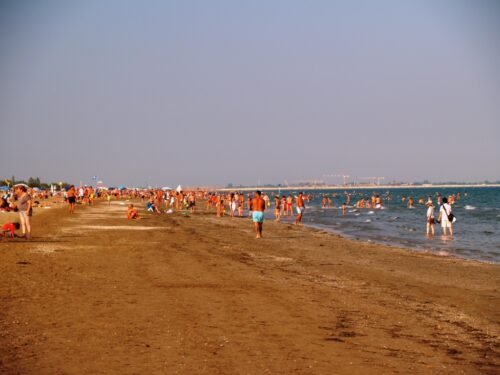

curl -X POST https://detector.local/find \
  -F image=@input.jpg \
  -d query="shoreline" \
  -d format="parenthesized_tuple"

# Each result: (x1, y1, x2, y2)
(3, 198, 498, 265)
(1, 201, 498, 373)
(301, 220, 500, 266)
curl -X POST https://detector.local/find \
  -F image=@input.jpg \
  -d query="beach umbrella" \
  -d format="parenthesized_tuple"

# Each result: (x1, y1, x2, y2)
(176, 185, 182, 192)
(162, 186, 172, 191)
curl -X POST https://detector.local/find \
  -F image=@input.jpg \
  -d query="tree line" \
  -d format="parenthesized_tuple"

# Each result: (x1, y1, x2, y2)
(0, 176, 71, 190)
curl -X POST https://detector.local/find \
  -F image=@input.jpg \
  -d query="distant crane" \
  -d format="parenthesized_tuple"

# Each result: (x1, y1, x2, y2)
(359, 177, 385, 185)
(323, 174, 350, 186)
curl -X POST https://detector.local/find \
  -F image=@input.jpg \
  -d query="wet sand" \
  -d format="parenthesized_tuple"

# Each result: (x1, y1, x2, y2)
(0, 201, 499, 374)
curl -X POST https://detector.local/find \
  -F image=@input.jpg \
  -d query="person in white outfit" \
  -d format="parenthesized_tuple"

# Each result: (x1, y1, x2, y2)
(426, 200, 435, 236)
(438, 197, 453, 236)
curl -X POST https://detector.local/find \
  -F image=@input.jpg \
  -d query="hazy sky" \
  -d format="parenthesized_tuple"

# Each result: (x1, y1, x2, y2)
(1, 0, 499, 187)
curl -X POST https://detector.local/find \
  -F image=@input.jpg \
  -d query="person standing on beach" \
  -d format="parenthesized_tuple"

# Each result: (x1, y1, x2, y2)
(263, 193, 270, 209)
(14, 185, 32, 239)
(229, 193, 236, 217)
(295, 192, 305, 225)
(78, 186, 84, 203)
(247, 193, 252, 217)
(438, 197, 453, 236)
(238, 193, 245, 217)
(274, 195, 281, 221)
(155, 190, 164, 213)
(67, 185, 77, 214)
(215, 195, 222, 217)
(426, 201, 435, 236)
(251, 191, 266, 239)
(281, 195, 286, 217)
(286, 195, 293, 216)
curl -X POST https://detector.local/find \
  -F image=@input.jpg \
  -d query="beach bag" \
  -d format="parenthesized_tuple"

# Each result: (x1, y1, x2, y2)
(443, 205, 455, 222)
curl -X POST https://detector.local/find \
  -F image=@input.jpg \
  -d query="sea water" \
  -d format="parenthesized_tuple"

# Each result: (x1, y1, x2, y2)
(266, 187, 500, 263)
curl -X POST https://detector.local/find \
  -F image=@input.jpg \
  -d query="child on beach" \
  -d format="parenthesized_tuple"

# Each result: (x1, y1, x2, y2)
(127, 204, 140, 220)
(2, 222, 20, 238)
(426, 201, 435, 236)
(146, 200, 155, 212)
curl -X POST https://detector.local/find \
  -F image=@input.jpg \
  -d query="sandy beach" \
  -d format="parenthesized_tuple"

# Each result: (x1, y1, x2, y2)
(0, 201, 498, 374)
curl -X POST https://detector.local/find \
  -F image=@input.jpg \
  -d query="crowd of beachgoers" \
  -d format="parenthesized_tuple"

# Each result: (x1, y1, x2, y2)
(0, 183, 462, 241)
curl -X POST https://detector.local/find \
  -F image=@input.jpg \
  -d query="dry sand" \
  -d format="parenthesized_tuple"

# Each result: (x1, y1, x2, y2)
(0, 201, 498, 374)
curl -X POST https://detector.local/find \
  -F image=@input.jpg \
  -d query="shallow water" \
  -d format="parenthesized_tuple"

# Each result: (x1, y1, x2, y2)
(265, 187, 500, 263)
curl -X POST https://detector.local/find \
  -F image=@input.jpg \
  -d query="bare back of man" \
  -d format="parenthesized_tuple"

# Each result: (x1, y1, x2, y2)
(251, 191, 266, 239)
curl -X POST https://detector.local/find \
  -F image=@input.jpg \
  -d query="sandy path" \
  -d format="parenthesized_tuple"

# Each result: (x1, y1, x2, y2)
(0, 202, 498, 374)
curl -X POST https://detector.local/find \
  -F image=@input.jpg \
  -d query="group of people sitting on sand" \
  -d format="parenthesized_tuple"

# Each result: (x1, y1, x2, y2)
(144, 190, 198, 215)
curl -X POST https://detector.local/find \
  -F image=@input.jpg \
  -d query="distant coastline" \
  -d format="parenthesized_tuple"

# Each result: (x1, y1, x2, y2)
(218, 183, 500, 192)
